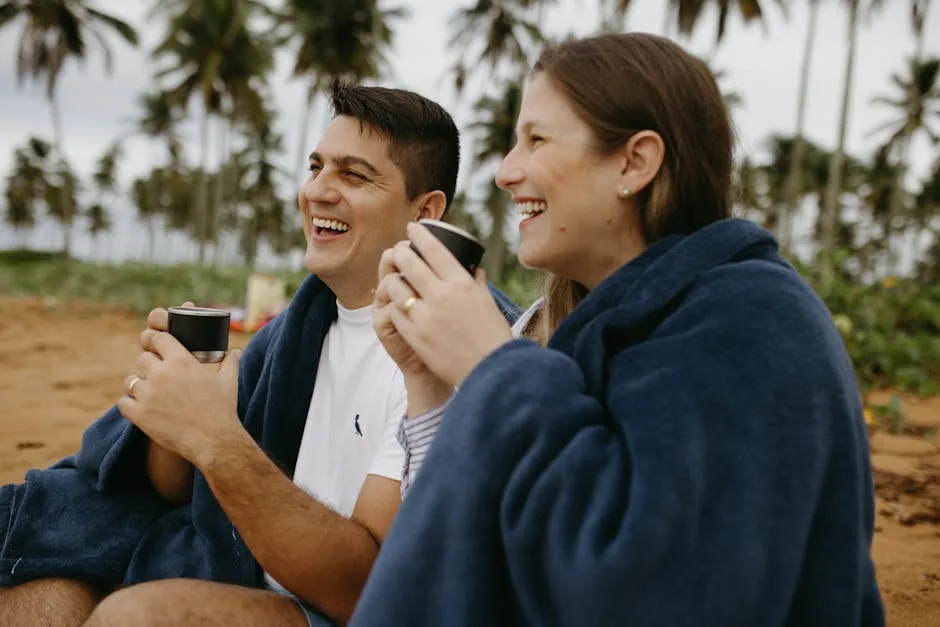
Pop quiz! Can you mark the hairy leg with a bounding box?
[82,579,314,627]
[0,578,100,627]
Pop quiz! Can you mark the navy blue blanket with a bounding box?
[351,219,884,627]
[0,275,520,589]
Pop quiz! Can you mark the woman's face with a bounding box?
[495,73,657,289]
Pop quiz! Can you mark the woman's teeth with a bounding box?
[311,217,350,232]
[518,201,547,219]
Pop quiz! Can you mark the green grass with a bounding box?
[0,250,543,315]
[2,251,937,397]
[0,250,309,314]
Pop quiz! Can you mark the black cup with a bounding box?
[411,219,485,275]
[167,306,231,363]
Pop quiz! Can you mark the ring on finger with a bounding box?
[127,376,143,398]
[402,296,417,314]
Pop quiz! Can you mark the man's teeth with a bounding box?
[517,201,547,218]
[311,217,350,232]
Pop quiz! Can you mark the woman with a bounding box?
[359,33,884,627]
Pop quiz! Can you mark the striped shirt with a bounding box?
[397,298,543,498]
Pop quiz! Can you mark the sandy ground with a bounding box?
[1,296,939,625]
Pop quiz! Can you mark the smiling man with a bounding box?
[0,81,519,627]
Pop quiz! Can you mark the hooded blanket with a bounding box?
[350,219,884,627]
[0,275,520,590]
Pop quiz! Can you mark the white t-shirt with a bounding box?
[265,301,406,591]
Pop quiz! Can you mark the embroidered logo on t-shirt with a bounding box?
[354,414,363,437]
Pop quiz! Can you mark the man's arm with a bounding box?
[195,429,399,626]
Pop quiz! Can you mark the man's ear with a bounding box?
[414,190,447,221]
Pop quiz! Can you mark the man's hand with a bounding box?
[143,301,193,337]
[117,330,244,468]
[137,302,198,502]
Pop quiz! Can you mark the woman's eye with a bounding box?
[345,170,367,181]
[529,135,544,147]
[308,164,321,174]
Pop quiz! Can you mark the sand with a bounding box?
[1,296,938,624]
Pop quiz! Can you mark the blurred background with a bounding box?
[0,2,939,625]
[1,0,936,395]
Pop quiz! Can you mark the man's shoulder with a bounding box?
[487,283,522,323]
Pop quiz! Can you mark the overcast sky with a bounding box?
[0,0,938,263]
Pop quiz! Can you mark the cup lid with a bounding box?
[167,306,230,316]
[417,219,481,245]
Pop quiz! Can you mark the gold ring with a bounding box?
[402,296,417,314]
[128,376,142,398]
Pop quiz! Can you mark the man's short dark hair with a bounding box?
[330,80,460,210]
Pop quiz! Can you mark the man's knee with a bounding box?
[0,578,99,627]
[83,579,309,627]
[82,583,164,627]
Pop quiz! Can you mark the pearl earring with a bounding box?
[621,187,631,197]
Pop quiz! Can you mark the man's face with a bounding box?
[298,115,421,287]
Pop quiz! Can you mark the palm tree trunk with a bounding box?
[50,93,73,257]
[196,108,211,265]
[482,185,508,284]
[147,168,159,260]
[885,0,932,272]
[780,0,820,253]
[819,0,860,291]
[211,117,229,267]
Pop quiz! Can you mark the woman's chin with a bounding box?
[517,244,550,273]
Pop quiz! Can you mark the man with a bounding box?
[0,81,519,627]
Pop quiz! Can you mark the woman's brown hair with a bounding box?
[527,33,735,344]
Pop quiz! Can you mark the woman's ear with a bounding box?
[617,130,665,198]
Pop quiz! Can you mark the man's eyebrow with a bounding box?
[308,152,381,176]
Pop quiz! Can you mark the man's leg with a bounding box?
[0,578,100,627]
[82,579,322,627]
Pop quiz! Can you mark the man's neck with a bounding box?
[323,275,375,310]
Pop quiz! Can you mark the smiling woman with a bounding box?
[353,32,885,627]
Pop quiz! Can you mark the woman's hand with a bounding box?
[378,222,513,388]
[373,247,438,381]
[374,245,454,415]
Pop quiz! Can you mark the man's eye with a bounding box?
[345,170,367,180]
[308,164,321,174]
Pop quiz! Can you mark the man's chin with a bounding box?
[303,249,344,277]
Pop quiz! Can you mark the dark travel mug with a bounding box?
[411,219,485,275]
[167,306,231,363]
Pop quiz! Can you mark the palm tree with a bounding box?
[869,56,940,257]
[226,98,289,266]
[85,202,111,257]
[133,89,183,258]
[275,0,409,183]
[778,0,821,253]
[610,0,784,42]
[136,89,183,164]
[3,137,52,245]
[914,158,940,282]
[152,0,274,264]
[469,81,524,284]
[84,142,120,258]
[43,161,80,251]
[448,0,546,98]
[818,0,886,291]
[0,0,138,256]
